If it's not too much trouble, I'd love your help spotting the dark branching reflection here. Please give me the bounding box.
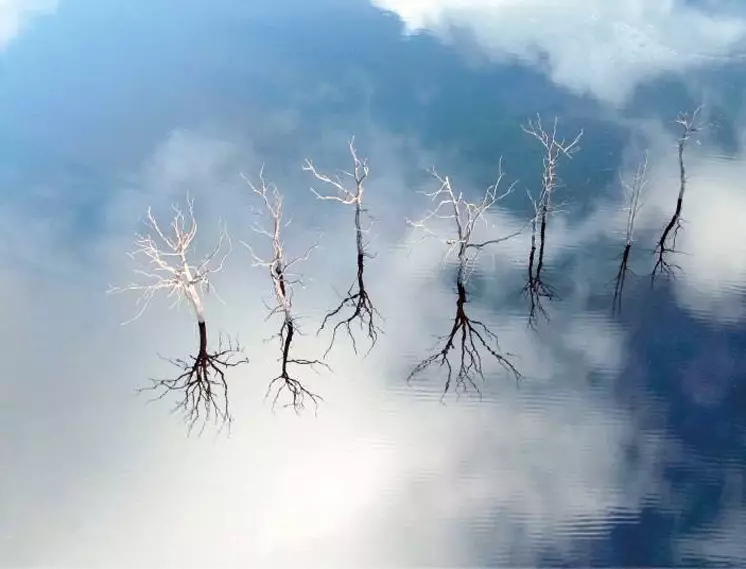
[108,197,247,435]
[147,328,247,434]
[242,167,327,413]
[650,107,702,285]
[407,164,521,396]
[612,152,649,316]
[304,138,383,357]
[521,115,583,328]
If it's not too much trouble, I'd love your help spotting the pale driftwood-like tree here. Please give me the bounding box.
[521,115,583,328]
[108,197,247,434]
[612,152,649,316]
[406,164,521,396]
[303,137,382,357]
[242,168,326,412]
[650,107,702,285]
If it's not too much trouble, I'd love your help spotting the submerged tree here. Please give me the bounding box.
[242,168,326,412]
[612,152,649,316]
[406,164,521,396]
[303,137,382,357]
[108,197,247,434]
[521,115,583,327]
[650,107,702,285]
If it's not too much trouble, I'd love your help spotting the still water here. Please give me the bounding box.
[1,0,745,567]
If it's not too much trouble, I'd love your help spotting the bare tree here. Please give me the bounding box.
[612,152,649,316]
[651,107,702,285]
[303,137,382,357]
[406,164,521,396]
[521,115,583,327]
[242,168,326,412]
[108,197,247,434]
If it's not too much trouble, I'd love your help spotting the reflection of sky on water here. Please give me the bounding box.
[1,0,745,566]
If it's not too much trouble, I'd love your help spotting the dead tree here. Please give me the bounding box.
[108,197,247,434]
[242,168,326,413]
[406,164,522,396]
[303,137,382,357]
[650,107,702,285]
[521,115,583,327]
[612,152,649,316]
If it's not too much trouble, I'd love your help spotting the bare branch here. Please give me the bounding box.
[407,160,518,278]
[304,137,383,357]
[407,163,521,395]
[107,195,231,324]
[242,168,326,412]
[302,137,367,205]
[521,115,583,328]
[651,107,702,285]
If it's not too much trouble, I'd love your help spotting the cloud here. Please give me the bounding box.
[0,0,57,51]
[370,0,746,106]
[1,126,664,566]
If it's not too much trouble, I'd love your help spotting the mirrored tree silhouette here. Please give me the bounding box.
[650,107,702,285]
[521,115,583,328]
[303,137,383,357]
[612,152,649,316]
[242,168,327,413]
[406,163,522,396]
[108,196,247,434]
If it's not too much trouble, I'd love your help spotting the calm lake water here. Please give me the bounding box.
[1,1,746,567]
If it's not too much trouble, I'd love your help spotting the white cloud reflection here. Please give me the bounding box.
[371,0,746,106]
